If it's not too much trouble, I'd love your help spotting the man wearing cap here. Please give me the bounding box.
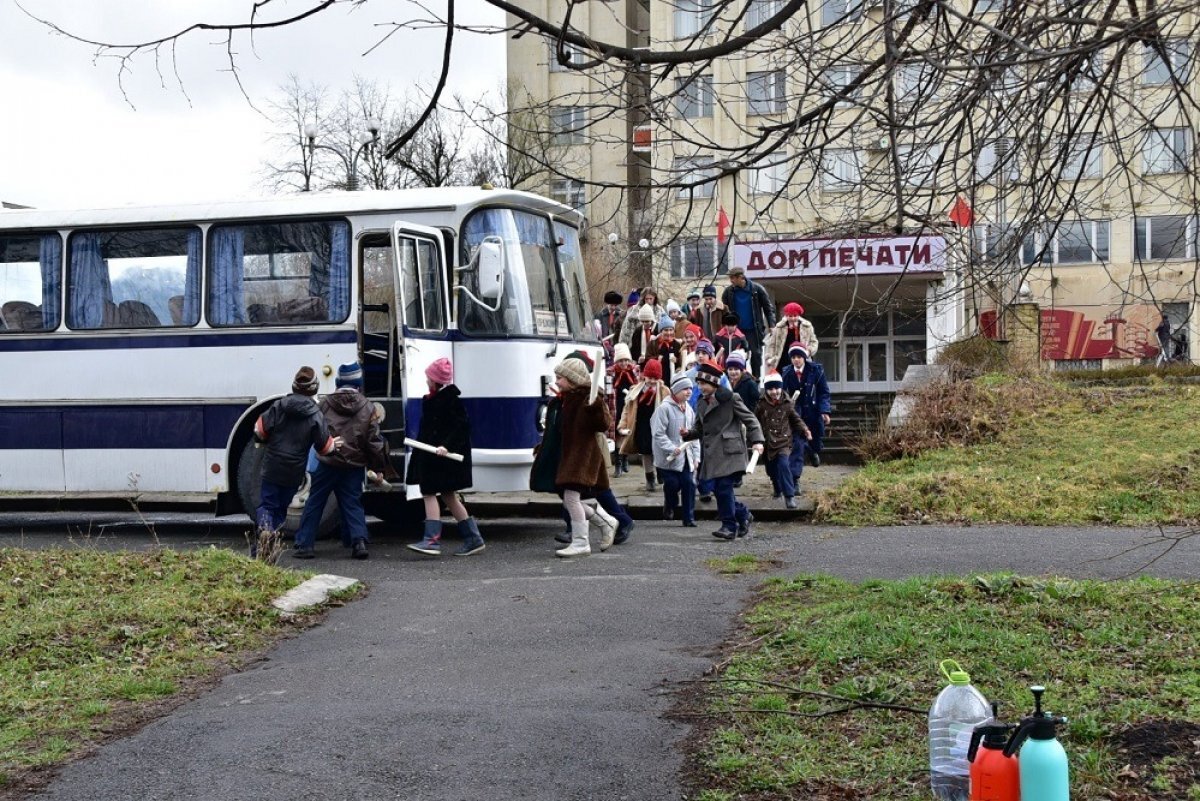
[721,266,777,376]
[685,289,702,319]
[683,363,765,540]
[251,366,340,560]
[651,374,701,526]
[595,290,625,341]
[781,344,831,475]
[765,302,820,374]
[293,362,389,560]
[689,285,723,343]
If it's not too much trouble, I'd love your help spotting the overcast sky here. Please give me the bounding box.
[0,0,504,209]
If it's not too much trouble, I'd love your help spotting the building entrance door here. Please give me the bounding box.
[808,309,928,393]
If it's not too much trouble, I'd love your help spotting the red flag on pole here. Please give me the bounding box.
[948,196,974,228]
[716,206,731,245]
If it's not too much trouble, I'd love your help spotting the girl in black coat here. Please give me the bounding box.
[406,358,485,557]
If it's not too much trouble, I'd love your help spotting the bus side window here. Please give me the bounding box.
[0,233,61,333]
[208,220,350,327]
[67,227,200,330]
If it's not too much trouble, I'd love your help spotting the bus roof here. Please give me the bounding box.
[0,186,586,231]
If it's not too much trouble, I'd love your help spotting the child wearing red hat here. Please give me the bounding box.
[617,357,670,492]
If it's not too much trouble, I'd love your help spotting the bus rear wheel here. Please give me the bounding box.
[236,441,338,540]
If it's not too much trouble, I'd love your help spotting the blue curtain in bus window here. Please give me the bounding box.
[328,222,349,321]
[182,228,201,325]
[306,222,349,322]
[39,234,62,329]
[68,233,112,328]
[210,227,246,325]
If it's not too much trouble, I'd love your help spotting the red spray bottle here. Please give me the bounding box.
[967,704,1020,801]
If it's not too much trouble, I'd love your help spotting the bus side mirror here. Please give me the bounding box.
[477,240,504,300]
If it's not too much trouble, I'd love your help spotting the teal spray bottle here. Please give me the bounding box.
[1003,685,1070,801]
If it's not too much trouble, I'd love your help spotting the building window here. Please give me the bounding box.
[674,0,716,38]
[548,40,587,72]
[68,227,203,330]
[549,178,586,211]
[750,152,790,195]
[1143,39,1190,85]
[1134,215,1197,260]
[821,0,862,26]
[673,156,717,198]
[746,70,785,115]
[897,143,941,187]
[675,75,714,118]
[1061,137,1102,180]
[974,223,1032,265]
[746,0,783,28]
[1050,220,1110,263]
[550,106,587,145]
[824,64,862,107]
[976,138,1020,184]
[895,62,939,103]
[821,149,861,192]
[670,237,716,279]
[1143,127,1191,174]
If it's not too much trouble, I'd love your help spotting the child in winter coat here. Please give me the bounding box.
[714,312,751,366]
[293,362,388,560]
[725,350,761,411]
[405,358,484,557]
[649,325,683,386]
[251,366,339,560]
[548,355,613,558]
[683,363,766,540]
[755,372,811,510]
[609,343,639,475]
[617,358,671,492]
[651,374,701,526]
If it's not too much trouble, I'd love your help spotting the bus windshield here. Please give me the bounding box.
[459,208,570,338]
[555,221,595,341]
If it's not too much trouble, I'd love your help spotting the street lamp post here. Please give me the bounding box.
[301,118,382,191]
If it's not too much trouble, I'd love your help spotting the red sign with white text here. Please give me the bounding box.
[733,235,946,278]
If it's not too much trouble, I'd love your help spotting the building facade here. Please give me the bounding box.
[506,0,1200,389]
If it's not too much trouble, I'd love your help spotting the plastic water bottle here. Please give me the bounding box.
[929,659,992,801]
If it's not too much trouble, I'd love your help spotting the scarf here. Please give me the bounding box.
[638,383,659,406]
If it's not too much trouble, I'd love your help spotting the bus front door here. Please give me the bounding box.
[391,222,453,497]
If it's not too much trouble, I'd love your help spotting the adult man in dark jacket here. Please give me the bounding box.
[252,366,338,559]
[689,285,723,343]
[293,362,388,560]
[781,345,831,478]
[721,265,777,376]
[595,290,625,341]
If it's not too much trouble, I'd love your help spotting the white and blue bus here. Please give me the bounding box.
[0,187,600,520]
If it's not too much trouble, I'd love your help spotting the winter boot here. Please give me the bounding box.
[407,520,443,555]
[454,517,486,557]
[590,507,617,551]
[619,455,629,474]
[555,520,591,557]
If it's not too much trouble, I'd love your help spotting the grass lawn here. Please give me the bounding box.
[0,547,312,790]
[819,381,1200,525]
[682,573,1200,801]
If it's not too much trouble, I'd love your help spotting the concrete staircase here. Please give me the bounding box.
[822,392,895,464]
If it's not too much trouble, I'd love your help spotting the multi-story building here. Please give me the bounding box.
[507,0,1200,392]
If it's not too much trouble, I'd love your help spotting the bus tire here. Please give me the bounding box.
[236,441,338,539]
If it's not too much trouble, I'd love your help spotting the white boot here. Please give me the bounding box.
[556,520,591,557]
[591,506,617,551]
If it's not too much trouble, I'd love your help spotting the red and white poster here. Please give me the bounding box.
[733,235,946,278]
[980,304,1163,360]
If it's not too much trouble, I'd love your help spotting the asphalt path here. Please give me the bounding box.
[3,513,1198,801]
